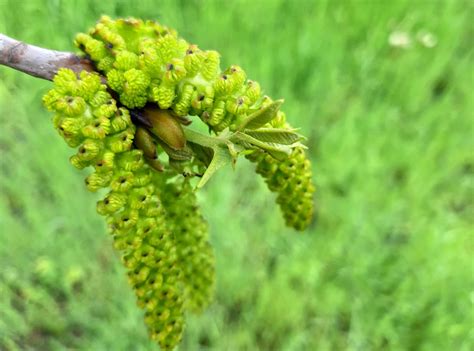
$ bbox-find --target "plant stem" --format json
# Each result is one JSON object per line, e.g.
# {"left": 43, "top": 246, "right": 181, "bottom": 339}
{"left": 0, "top": 33, "right": 95, "bottom": 81}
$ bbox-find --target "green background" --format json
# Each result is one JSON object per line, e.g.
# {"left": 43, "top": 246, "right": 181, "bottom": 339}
{"left": 0, "top": 0, "right": 472, "bottom": 350}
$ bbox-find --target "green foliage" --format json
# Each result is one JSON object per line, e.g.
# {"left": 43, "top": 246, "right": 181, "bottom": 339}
{"left": 0, "top": 1, "right": 472, "bottom": 351}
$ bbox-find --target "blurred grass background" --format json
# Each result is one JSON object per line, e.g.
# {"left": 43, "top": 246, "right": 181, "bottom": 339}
{"left": 0, "top": 0, "right": 472, "bottom": 350}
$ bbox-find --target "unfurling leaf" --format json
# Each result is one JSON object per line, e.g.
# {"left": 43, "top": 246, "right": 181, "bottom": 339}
{"left": 237, "top": 99, "right": 284, "bottom": 130}
{"left": 231, "top": 132, "right": 297, "bottom": 160}
{"left": 244, "top": 128, "right": 305, "bottom": 145}
{"left": 157, "top": 138, "right": 193, "bottom": 161}
{"left": 197, "top": 145, "right": 234, "bottom": 188}
{"left": 188, "top": 142, "right": 214, "bottom": 166}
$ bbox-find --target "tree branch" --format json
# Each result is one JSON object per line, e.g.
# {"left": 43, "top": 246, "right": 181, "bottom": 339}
{"left": 0, "top": 33, "right": 96, "bottom": 81}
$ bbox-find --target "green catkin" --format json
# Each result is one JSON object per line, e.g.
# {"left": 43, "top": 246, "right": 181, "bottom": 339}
{"left": 76, "top": 16, "right": 315, "bottom": 230}
{"left": 246, "top": 111, "right": 315, "bottom": 231}
{"left": 247, "top": 147, "right": 315, "bottom": 231}
{"left": 160, "top": 178, "right": 215, "bottom": 313}
{"left": 74, "top": 16, "right": 269, "bottom": 129}
{"left": 43, "top": 69, "right": 184, "bottom": 350}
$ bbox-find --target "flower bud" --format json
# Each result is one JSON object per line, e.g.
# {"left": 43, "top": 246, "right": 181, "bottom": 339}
{"left": 144, "top": 107, "right": 186, "bottom": 150}
{"left": 134, "top": 127, "right": 157, "bottom": 159}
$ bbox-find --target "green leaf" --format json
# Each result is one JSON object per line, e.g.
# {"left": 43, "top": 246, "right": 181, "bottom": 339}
{"left": 183, "top": 127, "right": 239, "bottom": 188}
{"left": 157, "top": 139, "right": 193, "bottom": 161}
{"left": 231, "top": 132, "right": 295, "bottom": 160}
{"left": 197, "top": 145, "right": 234, "bottom": 188}
{"left": 183, "top": 128, "right": 228, "bottom": 149}
{"left": 237, "top": 99, "right": 284, "bottom": 130}
{"left": 187, "top": 141, "right": 213, "bottom": 166}
{"left": 226, "top": 141, "right": 245, "bottom": 168}
{"left": 244, "top": 128, "right": 305, "bottom": 145}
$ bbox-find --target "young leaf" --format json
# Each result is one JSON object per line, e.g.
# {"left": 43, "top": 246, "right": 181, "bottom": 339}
{"left": 157, "top": 138, "right": 193, "bottom": 161}
{"left": 237, "top": 99, "right": 284, "bottom": 130}
{"left": 226, "top": 141, "right": 241, "bottom": 168}
{"left": 197, "top": 145, "right": 234, "bottom": 188}
{"left": 183, "top": 127, "right": 239, "bottom": 187}
{"left": 183, "top": 128, "right": 227, "bottom": 149}
{"left": 231, "top": 132, "right": 295, "bottom": 160}
{"left": 244, "top": 128, "right": 304, "bottom": 145}
{"left": 188, "top": 141, "right": 214, "bottom": 166}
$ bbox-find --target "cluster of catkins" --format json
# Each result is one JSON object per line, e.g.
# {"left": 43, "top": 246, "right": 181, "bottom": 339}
{"left": 43, "top": 69, "right": 212, "bottom": 349}
{"left": 43, "top": 16, "right": 314, "bottom": 350}
{"left": 76, "top": 15, "right": 314, "bottom": 230}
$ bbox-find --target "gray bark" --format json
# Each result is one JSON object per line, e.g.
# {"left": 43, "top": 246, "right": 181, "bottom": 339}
{"left": 0, "top": 33, "right": 96, "bottom": 81}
